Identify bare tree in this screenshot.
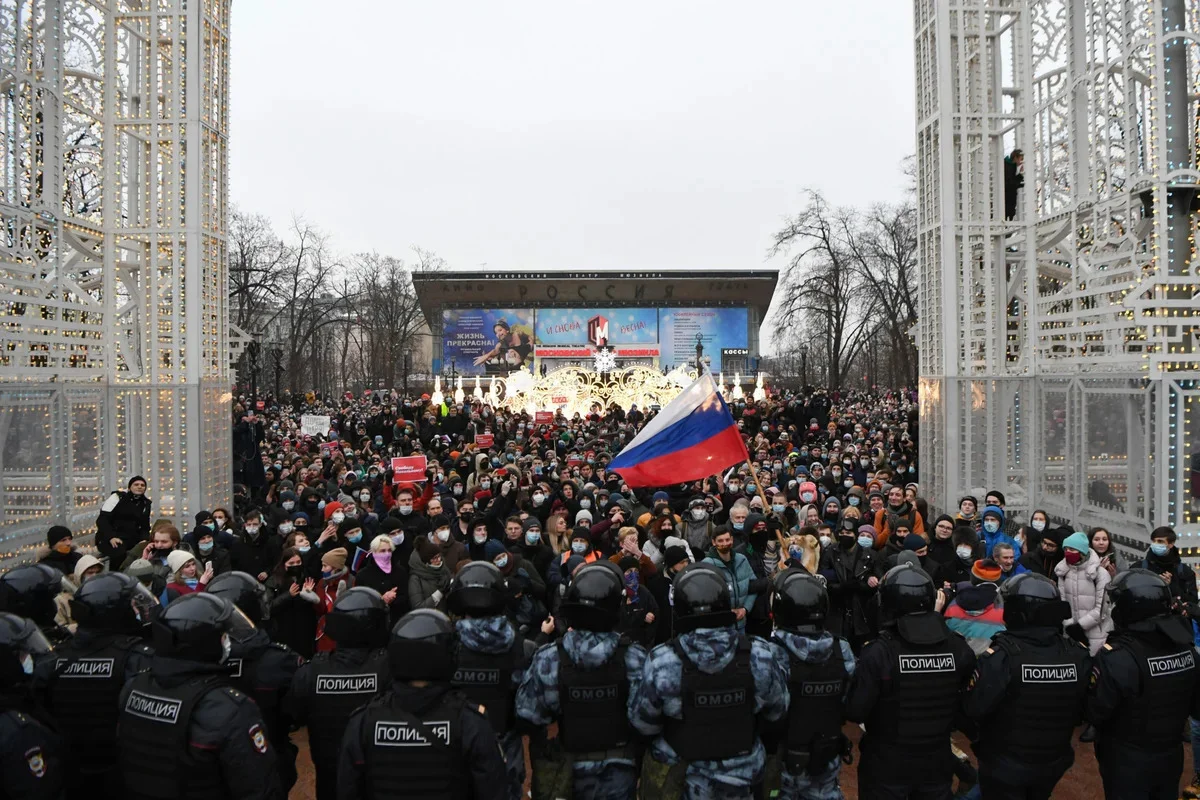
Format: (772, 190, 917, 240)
(228, 208, 288, 333)
(769, 191, 874, 389)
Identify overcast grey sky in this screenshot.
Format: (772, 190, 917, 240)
(229, 1, 915, 273)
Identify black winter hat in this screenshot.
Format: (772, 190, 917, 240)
(46, 526, 72, 547)
(128, 475, 147, 488)
(952, 525, 979, 549)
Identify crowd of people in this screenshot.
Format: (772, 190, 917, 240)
(0, 385, 1195, 798)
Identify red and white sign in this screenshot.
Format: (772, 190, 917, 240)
(255, 400, 265, 410)
(534, 411, 554, 425)
(476, 433, 494, 447)
(588, 315, 609, 347)
(391, 455, 428, 483)
(534, 346, 660, 358)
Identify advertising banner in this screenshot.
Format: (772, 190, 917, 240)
(658, 308, 749, 372)
(442, 308, 534, 375)
(534, 308, 658, 346)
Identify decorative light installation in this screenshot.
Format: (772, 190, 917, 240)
(593, 347, 617, 373)
(0, 0, 234, 567)
(453, 377, 465, 405)
(753, 373, 766, 402)
(472, 375, 483, 401)
(914, 0, 1199, 547)
(430, 375, 444, 407)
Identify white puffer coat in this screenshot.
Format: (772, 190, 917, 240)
(1055, 548, 1112, 655)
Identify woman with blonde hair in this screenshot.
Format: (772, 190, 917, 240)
(545, 512, 571, 554)
(355, 534, 408, 623)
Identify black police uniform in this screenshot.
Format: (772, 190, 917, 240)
(225, 627, 303, 791)
(118, 656, 281, 800)
(451, 634, 529, 737)
(42, 628, 153, 795)
(846, 622, 975, 799)
(289, 646, 389, 800)
(0, 696, 64, 800)
(338, 682, 507, 800)
(1088, 617, 1200, 800)
(963, 628, 1089, 799)
(557, 636, 636, 754)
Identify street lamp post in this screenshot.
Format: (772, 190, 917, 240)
(800, 345, 809, 388)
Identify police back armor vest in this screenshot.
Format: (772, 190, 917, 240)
(1105, 631, 1197, 750)
(870, 632, 960, 751)
(451, 637, 523, 735)
(225, 637, 292, 714)
(46, 634, 143, 774)
(978, 632, 1087, 761)
(663, 635, 756, 762)
(360, 691, 469, 800)
(118, 673, 228, 800)
(557, 637, 632, 753)
(307, 649, 389, 765)
(783, 639, 848, 772)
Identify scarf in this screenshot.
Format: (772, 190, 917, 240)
(373, 550, 392, 574)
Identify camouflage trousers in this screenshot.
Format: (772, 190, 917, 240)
(500, 729, 526, 800)
(778, 758, 844, 800)
(640, 753, 757, 800)
(531, 755, 638, 800)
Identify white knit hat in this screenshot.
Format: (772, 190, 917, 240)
(166, 550, 196, 575)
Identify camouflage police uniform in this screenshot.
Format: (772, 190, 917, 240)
(769, 629, 855, 800)
(517, 629, 647, 800)
(629, 626, 789, 800)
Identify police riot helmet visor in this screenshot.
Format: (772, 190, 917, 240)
(0, 613, 52, 656)
(0, 565, 64, 624)
(880, 563, 936, 616)
(1000, 573, 1068, 629)
(446, 561, 507, 617)
(671, 563, 734, 632)
(204, 571, 270, 624)
(1107, 568, 1172, 626)
(152, 593, 235, 661)
(561, 562, 623, 631)
(388, 609, 456, 681)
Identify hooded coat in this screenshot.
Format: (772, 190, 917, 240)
(1055, 548, 1112, 655)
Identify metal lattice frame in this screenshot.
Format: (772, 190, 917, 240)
(0, 0, 231, 564)
(916, 0, 1199, 559)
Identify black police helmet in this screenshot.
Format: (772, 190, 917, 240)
(70, 572, 158, 633)
(772, 568, 829, 632)
(879, 563, 936, 618)
(0, 564, 64, 627)
(1000, 573, 1070, 630)
(671, 563, 735, 634)
(0, 613, 52, 687)
(1107, 568, 1172, 628)
(325, 587, 390, 648)
(446, 561, 507, 618)
(205, 571, 270, 626)
(151, 593, 242, 663)
(560, 561, 623, 632)
(388, 609, 456, 682)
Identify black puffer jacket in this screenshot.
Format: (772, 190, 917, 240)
(95, 490, 152, 560)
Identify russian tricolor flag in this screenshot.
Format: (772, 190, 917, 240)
(608, 373, 750, 487)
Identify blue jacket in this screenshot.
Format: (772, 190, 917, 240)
(702, 548, 758, 622)
(980, 526, 1022, 561)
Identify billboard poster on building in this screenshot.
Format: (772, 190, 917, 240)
(534, 308, 659, 346)
(442, 308, 534, 375)
(658, 308, 749, 372)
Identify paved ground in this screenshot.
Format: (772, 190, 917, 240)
(288, 725, 1195, 798)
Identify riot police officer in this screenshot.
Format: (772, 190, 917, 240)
(288, 587, 390, 800)
(628, 562, 789, 800)
(337, 608, 507, 800)
(117, 592, 282, 800)
(768, 568, 855, 800)
(446, 561, 535, 800)
(845, 563, 976, 799)
(0, 612, 64, 799)
(962, 572, 1089, 799)
(1087, 568, 1200, 800)
(42, 572, 156, 797)
(0, 565, 72, 645)
(205, 571, 303, 793)
(517, 560, 648, 799)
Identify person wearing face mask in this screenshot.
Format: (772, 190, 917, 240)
(355, 536, 409, 625)
(429, 516, 469, 574)
(37, 525, 84, 577)
(117, 593, 282, 800)
(1020, 526, 1066, 579)
(515, 518, 553, 581)
(408, 538, 451, 612)
(165, 551, 214, 602)
(1134, 526, 1200, 610)
(1054, 532, 1111, 657)
(979, 505, 1022, 565)
(681, 496, 715, 559)
(232, 510, 275, 583)
(934, 525, 980, 592)
(193, 530, 232, 579)
(0, 611, 66, 797)
(817, 517, 881, 653)
(738, 516, 777, 639)
(265, 548, 322, 658)
(701, 529, 759, 633)
(271, 490, 298, 528)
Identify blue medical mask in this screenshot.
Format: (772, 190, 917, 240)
(494, 554, 509, 569)
(1150, 542, 1170, 556)
(772, 504, 786, 514)
(732, 522, 744, 531)
(198, 542, 213, 554)
(184, 578, 199, 589)
(298, 545, 311, 554)
(847, 497, 860, 507)
(983, 520, 999, 534)
(526, 532, 541, 545)
(857, 535, 873, 549)
(347, 532, 362, 544)
(571, 541, 588, 554)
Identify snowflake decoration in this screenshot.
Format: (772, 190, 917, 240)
(593, 347, 617, 372)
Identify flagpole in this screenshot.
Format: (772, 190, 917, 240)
(747, 458, 773, 513)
